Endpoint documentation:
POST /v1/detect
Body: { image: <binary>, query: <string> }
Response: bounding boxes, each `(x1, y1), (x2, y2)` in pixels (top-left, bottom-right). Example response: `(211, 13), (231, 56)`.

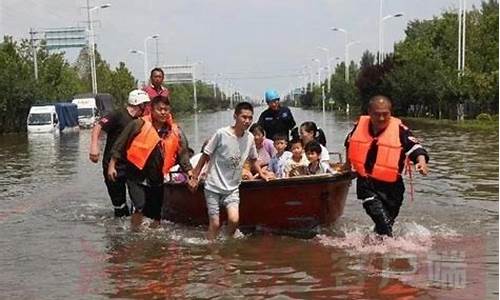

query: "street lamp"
(143, 34), (160, 85)
(457, 0), (466, 75)
(331, 27), (351, 82)
(311, 58), (321, 87)
(304, 65), (313, 92)
(87, 3), (111, 94)
(345, 41), (360, 83)
(317, 47), (331, 93)
(378, 8), (404, 63)
(312, 58), (326, 119)
(191, 61), (203, 112)
(213, 73), (222, 100)
(129, 49), (145, 87)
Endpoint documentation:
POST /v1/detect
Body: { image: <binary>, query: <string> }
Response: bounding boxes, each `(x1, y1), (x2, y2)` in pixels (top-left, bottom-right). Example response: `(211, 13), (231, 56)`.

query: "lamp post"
(312, 58), (321, 87)
(129, 49), (145, 87)
(306, 65), (314, 91)
(191, 62), (202, 112)
(331, 27), (350, 82)
(87, 2), (111, 94)
(213, 73), (222, 100)
(143, 34), (160, 85)
(317, 47), (331, 93)
(378, 0), (404, 63)
(345, 41), (360, 83)
(457, 0), (466, 75)
(312, 58), (326, 119)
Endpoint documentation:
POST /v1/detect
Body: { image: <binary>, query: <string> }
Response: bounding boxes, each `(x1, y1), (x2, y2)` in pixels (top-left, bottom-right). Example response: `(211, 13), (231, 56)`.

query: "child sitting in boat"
(268, 134), (292, 178)
(304, 141), (335, 175)
(284, 138), (309, 177)
(299, 121), (330, 163)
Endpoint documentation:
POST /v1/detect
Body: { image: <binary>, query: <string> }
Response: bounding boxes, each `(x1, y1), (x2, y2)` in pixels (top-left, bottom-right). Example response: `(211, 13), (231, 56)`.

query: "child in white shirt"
(268, 134), (292, 178)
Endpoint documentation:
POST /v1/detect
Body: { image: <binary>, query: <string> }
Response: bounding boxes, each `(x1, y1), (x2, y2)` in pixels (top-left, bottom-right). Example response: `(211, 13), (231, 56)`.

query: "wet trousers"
(127, 180), (163, 221)
(103, 165), (130, 217)
(356, 177), (405, 237)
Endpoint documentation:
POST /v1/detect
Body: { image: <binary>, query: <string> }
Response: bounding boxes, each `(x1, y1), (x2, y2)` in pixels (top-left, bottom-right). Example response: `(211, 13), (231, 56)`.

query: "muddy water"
(0, 107), (497, 299)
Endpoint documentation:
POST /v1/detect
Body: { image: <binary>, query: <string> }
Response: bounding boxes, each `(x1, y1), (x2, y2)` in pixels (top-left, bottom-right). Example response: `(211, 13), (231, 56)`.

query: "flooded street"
(0, 107), (498, 299)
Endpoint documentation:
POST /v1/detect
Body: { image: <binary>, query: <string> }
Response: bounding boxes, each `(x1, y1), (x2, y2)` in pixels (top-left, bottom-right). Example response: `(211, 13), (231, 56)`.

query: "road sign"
(32, 27), (87, 50)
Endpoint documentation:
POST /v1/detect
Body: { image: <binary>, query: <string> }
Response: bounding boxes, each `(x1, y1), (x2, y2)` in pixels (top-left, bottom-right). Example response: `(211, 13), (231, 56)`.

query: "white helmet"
(128, 90), (150, 106)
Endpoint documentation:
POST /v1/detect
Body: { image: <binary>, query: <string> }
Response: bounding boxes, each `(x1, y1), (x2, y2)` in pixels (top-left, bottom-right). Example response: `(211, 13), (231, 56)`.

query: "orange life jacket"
(126, 114), (180, 176)
(348, 116), (402, 182)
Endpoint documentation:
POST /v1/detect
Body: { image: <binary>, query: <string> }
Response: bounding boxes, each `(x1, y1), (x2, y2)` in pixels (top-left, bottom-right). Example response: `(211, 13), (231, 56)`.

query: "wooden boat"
(162, 171), (354, 234)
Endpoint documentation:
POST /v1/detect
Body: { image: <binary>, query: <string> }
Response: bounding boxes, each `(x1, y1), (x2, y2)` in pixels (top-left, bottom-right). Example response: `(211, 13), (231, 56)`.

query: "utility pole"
(86, 0), (97, 94)
(29, 28), (38, 80)
(155, 38), (160, 67)
(458, 0), (466, 75)
(192, 64), (198, 112)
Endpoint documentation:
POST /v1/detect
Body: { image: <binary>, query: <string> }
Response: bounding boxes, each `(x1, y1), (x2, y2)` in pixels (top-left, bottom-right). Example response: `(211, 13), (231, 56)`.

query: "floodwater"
(0, 107), (498, 299)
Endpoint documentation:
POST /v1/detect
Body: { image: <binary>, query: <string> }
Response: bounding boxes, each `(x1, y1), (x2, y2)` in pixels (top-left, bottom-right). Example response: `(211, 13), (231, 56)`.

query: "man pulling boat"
(108, 95), (196, 228)
(345, 95), (429, 237)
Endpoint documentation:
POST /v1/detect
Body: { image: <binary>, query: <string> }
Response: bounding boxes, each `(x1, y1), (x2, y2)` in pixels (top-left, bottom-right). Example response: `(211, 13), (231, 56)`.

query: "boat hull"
(162, 172), (353, 232)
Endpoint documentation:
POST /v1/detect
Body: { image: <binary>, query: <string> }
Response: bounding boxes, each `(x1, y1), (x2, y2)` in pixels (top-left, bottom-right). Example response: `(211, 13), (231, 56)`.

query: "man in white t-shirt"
(192, 102), (272, 240)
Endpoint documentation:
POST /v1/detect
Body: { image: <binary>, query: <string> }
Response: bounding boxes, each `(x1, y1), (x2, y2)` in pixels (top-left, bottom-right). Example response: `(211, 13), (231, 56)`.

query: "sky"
(0, 0), (483, 99)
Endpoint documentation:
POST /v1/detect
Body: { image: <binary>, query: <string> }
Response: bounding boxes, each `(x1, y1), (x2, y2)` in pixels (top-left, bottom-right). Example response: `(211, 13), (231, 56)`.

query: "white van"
(27, 105), (59, 133)
(72, 97), (97, 128)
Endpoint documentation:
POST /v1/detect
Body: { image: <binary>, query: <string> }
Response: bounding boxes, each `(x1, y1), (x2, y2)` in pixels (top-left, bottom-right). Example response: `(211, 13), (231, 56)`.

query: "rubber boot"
(114, 205), (130, 217)
(363, 199), (394, 237)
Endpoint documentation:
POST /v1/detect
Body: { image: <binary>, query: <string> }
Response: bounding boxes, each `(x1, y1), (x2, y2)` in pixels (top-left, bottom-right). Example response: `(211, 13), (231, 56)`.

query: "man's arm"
(177, 128), (193, 174)
(400, 125), (429, 176)
(107, 120), (141, 181)
(89, 123), (103, 163)
(192, 153), (210, 181)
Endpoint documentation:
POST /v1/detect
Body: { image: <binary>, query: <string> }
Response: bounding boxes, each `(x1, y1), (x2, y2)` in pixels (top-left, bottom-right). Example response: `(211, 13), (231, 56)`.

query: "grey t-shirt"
(204, 126), (258, 194)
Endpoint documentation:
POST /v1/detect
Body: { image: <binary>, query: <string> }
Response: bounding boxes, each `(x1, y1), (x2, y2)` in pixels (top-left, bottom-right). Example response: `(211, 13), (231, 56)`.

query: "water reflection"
(96, 231), (488, 299)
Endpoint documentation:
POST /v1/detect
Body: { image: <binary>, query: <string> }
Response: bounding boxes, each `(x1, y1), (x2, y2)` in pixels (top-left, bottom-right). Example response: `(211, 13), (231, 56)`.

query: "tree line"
(0, 36), (228, 133)
(298, 0), (498, 120)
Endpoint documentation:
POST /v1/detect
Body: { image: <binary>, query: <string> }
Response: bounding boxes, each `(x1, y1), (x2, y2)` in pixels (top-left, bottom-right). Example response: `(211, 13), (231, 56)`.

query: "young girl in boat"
(284, 138), (309, 178)
(304, 141), (334, 175)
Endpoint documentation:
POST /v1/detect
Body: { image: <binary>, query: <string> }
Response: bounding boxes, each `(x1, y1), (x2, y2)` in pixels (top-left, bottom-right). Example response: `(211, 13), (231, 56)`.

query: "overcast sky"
(0, 0), (483, 98)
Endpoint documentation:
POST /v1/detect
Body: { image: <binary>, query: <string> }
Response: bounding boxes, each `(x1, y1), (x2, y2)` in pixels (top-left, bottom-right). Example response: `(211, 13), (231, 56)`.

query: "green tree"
(109, 62), (136, 107)
(0, 36), (36, 132)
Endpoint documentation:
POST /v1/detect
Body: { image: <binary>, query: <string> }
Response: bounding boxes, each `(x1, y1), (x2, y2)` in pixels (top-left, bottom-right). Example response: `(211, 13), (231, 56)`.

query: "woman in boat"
(249, 123), (276, 167)
(243, 123), (276, 180)
(299, 121), (330, 163)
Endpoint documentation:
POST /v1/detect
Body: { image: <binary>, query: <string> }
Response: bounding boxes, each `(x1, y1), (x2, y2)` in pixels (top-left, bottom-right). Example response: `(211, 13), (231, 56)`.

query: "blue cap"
(265, 90), (280, 103)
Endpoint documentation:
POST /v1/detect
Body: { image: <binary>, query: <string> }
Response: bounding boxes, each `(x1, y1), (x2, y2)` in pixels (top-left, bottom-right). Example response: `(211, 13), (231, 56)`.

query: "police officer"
(89, 90), (150, 217)
(257, 89), (296, 140)
(345, 95), (429, 237)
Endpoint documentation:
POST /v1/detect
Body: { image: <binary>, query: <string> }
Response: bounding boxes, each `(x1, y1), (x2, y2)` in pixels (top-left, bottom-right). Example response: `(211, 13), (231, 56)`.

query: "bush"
(476, 113), (493, 122)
